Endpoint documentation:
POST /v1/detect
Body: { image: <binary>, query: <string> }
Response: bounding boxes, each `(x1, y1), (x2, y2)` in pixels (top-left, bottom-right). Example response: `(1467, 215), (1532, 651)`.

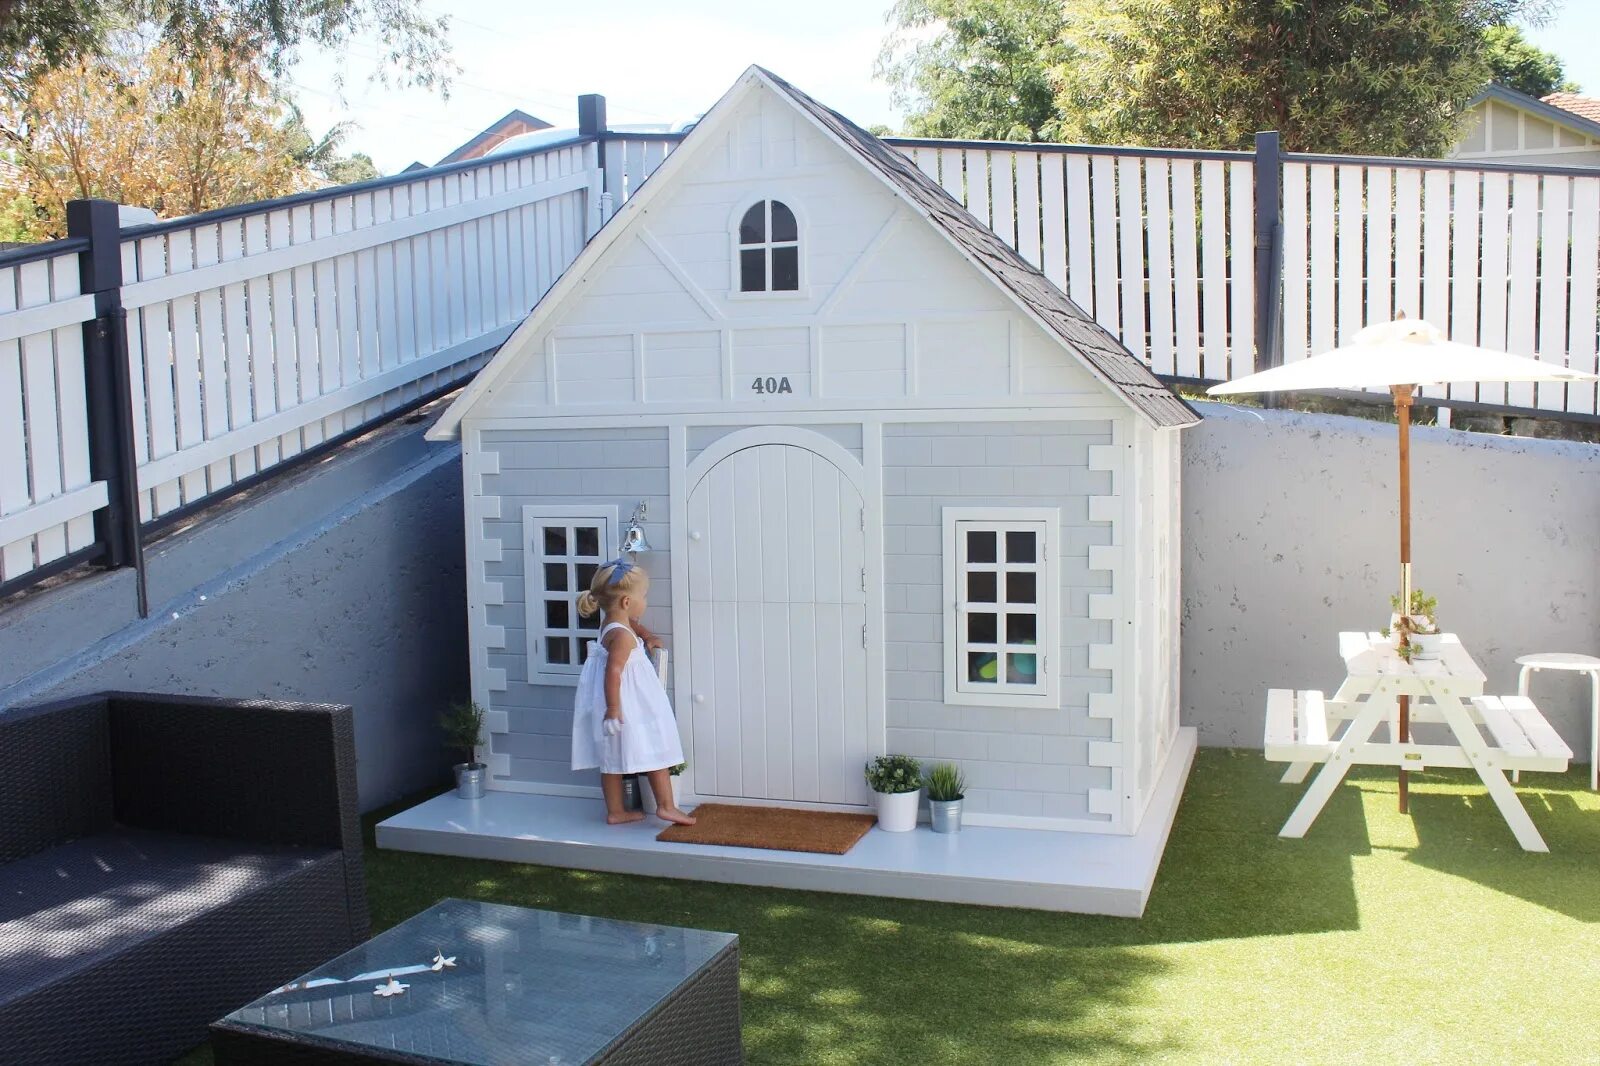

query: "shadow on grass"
(1401, 769), (1600, 923)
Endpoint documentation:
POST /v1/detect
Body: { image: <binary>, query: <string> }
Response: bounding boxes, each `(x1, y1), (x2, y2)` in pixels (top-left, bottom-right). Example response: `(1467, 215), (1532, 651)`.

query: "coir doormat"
(656, 803), (877, 855)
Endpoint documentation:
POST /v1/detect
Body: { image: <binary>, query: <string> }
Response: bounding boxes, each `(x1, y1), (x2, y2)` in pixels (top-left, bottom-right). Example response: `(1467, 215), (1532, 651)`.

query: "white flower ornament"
(431, 951), (457, 971)
(374, 977), (409, 997)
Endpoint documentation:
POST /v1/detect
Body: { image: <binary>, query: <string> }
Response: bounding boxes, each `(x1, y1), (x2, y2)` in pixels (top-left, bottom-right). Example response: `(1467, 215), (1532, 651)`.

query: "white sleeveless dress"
(571, 621), (686, 775)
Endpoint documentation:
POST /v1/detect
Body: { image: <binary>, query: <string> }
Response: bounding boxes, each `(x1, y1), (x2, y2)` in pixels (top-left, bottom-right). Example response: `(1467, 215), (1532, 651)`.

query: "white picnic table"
(1265, 631), (1572, 852)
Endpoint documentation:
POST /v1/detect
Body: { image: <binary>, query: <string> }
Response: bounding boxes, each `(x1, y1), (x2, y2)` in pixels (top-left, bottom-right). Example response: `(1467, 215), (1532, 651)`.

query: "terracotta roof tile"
(1540, 92), (1600, 124)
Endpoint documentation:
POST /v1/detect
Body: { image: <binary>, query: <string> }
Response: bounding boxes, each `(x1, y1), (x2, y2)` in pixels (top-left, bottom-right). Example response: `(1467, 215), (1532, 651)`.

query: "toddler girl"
(572, 558), (696, 826)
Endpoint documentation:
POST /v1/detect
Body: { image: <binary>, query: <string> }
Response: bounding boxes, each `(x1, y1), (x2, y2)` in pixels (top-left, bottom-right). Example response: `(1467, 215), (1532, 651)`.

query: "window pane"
(1006, 530), (1037, 563)
(1006, 653), (1038, 684)
(966, 530), (997, 564)
(546, 637), (571, 665)
(967, 612), (997, 644)
(578, 611), (601, 630)
(968, 652), (998, 684)
(739, 202), (765, 244)
(543, 563), (568, 592)
(545, 600), (569, 630)
(574, 526), (600, 557)
(543, 526), (567, 557)
(579, 639), (592, 664)
(740, 248), (766, 292)
(1007, 571), (1037, 604)
(770, 200), (797, 241)
(1006, 612), (1037, 645)
(575, 563), (599, 591)
(771, 246), (799, 290)
(967, 570), (997, 603)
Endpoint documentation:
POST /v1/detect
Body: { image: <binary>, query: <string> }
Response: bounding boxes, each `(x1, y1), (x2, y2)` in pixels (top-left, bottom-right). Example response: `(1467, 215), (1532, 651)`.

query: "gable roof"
(755, 68), (1196, 428)
(1542, 91), (1600, 125)
(426, 67), (1198, 441)
(1467, 83), (1600, 141)
(437, 109), (553, 165)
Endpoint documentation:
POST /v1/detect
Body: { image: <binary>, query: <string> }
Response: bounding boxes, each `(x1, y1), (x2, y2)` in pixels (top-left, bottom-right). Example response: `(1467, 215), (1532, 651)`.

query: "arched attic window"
(738, 200), (799, 292)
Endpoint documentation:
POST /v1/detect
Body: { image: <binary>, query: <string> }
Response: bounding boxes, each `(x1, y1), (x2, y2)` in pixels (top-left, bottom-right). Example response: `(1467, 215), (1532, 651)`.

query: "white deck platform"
(377, 727), (1196, 919)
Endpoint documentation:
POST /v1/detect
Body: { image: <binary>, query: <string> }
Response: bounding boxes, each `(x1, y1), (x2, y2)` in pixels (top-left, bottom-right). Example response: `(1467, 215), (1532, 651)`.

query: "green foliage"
(877, 0), (1065, 140)
(881, 0), (1545, 155)
(1482, 23), (1577, 98)
(668, 762), (686, 777)
(1390, 588), (1440, 633)
(0, 0), (454, 100)
(438, 698), (486, 766)
(925, 761), (967, 801)
(280, 104), (382, 186)
(865, 753), (923, 794)
(0, 190), (43, 244)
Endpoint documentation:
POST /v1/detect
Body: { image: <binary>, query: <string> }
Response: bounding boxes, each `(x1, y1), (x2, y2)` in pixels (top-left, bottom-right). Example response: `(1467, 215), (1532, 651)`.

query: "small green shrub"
(668, 762), (686, 776)
(1390, 588), (1440, 634)
(439, 699), (487, 768)
(925, 762), (966, 802)
(865, 754), (922, 794)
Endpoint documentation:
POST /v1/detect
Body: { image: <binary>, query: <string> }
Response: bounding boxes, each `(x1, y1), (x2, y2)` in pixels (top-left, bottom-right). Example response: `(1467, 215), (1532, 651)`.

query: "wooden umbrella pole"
(1394, 384), (1415, 814)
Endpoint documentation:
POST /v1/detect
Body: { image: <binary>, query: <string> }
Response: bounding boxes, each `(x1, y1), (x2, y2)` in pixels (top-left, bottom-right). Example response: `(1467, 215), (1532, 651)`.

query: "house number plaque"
(750, 376), (793, 395)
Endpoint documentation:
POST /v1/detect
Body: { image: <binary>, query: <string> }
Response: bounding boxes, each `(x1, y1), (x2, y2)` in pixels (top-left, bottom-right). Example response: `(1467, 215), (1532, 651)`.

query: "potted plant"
(865, 754), (922, 832)
(1386, 588), (1443, 661)
(439, 699), (488, 799)
(925, 762), (967, 834)
(638, 764), (685, 814)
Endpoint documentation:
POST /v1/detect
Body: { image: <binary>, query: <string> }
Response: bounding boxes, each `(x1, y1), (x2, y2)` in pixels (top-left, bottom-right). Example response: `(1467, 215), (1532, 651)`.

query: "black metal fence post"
(579, 93), (610, 232)
(67, 198), (148, 618)
(1252, 131), (1284, 376)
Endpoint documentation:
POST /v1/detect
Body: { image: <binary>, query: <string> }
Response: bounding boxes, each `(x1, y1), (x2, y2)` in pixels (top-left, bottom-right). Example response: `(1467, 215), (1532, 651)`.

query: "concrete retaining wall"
(1184, 401), (1599, 756)
(0, 405), (470, 812)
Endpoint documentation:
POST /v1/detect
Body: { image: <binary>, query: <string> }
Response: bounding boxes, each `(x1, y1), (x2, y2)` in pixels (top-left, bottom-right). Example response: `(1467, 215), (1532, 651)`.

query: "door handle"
(693, 694), (705, 704)
(689, 531), (702, 541)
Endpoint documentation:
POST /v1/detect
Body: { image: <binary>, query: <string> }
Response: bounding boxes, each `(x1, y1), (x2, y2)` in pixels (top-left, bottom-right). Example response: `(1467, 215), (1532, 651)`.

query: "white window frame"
(523, 505), (617, 687)
(942, 506), (1060, 709)
(728, 196), (807, 299)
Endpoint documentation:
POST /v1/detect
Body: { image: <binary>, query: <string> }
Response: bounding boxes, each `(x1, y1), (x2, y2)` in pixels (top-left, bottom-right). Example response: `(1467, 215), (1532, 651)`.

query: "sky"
(290, 1), (1600, 176)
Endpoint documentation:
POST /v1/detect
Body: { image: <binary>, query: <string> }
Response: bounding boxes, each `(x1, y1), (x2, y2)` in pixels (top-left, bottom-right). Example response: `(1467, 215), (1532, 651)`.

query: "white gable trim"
(427, 66), (1160, 441)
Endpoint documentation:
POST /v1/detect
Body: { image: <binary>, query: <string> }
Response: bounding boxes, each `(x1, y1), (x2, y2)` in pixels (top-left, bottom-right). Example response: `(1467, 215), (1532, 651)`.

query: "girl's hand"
(603, 708), (624, 736)
(643, 634), (665, 652)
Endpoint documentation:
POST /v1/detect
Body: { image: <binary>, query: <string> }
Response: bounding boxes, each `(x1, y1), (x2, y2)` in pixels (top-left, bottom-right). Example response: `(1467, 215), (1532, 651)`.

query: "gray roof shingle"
(759, 67), (1200, 428)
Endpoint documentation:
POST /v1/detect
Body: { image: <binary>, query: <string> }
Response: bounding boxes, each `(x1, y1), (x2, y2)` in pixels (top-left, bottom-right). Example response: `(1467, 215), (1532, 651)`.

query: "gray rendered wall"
(883, 420), (1114, 821)
(0, 410), (471, 812)
(478, 427), (671, 789)
(1184, 401), (1600, 755)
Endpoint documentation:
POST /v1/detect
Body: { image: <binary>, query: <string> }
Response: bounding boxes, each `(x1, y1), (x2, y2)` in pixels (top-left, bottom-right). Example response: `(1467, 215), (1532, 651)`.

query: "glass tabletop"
(221, 898), (737, 1065)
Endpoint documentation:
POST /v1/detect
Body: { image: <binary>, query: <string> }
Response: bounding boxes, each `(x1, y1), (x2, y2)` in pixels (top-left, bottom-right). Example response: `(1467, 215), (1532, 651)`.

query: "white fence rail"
(2, 111), (1598, 598)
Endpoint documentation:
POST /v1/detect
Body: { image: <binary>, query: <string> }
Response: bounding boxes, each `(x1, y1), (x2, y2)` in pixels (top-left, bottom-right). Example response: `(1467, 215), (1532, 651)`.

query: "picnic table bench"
(1262, 632), (1572, 851)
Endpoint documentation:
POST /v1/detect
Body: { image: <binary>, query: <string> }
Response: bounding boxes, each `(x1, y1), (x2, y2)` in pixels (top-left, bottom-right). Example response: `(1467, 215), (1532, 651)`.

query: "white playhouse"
(379, 67), (1200, 917)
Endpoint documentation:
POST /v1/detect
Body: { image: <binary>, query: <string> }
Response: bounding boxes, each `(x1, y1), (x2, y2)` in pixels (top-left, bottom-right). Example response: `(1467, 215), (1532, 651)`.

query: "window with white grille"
(735, 199), (800, 293)
(523, 506), (616, 686)
(943, 507), (1059, 708)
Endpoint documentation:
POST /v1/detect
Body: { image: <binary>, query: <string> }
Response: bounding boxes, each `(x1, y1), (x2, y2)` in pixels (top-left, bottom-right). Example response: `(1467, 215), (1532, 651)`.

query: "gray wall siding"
(1184, 402), (1600, 753)
(882, 420), (1114, 821)
(477, 426), (672, 789)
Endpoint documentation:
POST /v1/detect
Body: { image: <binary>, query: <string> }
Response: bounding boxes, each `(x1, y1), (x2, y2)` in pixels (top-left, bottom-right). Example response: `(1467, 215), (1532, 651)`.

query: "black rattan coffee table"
(210, 898), (741, 1065)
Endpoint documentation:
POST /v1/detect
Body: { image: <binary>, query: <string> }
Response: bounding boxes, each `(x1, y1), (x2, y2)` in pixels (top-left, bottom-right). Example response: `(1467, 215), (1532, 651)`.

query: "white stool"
(1516, 652), (1600, 790)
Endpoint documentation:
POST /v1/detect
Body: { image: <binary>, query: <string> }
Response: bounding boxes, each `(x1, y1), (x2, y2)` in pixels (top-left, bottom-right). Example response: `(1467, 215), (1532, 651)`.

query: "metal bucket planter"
(929, 797), (964, 833)
(874, 788), (920, 832)
(621, 774), (644, 811)
(454, 762), (486, 800)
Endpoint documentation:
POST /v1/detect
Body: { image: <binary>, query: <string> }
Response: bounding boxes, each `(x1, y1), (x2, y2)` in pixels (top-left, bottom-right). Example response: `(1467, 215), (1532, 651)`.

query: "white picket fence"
(3, 120), (1599, 593)
(894, 141), (1257, 383)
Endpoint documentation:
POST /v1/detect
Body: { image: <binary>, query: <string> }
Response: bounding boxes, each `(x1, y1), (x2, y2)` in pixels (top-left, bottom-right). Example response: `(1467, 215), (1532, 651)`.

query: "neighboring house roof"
(1465, 83), (1600, 142)
(427, 66), (1198, 440)
(437, 109), (553, 166)
(757, 67), (1196, 429)
(1542, 91), (1600, 125)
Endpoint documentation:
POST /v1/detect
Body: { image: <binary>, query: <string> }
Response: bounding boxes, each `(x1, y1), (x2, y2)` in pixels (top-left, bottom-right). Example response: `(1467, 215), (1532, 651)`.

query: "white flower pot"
(1412, 632), (1444, 660)
(874, 788), (920, 832)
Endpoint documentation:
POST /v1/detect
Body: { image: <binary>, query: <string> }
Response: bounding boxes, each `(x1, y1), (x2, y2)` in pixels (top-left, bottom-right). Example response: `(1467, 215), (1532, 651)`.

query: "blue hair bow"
(603, 558), (636, 586)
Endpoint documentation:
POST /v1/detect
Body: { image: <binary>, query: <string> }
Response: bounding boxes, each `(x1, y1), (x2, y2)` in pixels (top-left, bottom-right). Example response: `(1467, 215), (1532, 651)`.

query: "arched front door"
(685, 436), (870, 808)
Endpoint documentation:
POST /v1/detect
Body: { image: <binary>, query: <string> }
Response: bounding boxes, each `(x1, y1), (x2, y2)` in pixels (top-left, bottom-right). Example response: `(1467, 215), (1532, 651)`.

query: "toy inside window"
(738, 200), (799, 292)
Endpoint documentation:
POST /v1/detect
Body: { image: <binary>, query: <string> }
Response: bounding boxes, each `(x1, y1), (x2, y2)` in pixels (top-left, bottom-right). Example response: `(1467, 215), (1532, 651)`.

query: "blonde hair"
(576, 560), (648, 618)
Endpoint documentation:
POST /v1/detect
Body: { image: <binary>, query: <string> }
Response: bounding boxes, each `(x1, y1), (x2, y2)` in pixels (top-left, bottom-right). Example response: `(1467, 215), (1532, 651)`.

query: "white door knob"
(693, 693), (705, 704)
(689, 530), (702, 541)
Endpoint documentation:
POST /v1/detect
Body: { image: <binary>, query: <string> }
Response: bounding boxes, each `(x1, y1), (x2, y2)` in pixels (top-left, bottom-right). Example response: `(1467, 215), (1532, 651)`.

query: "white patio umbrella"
(1209, 316), (1600, 812)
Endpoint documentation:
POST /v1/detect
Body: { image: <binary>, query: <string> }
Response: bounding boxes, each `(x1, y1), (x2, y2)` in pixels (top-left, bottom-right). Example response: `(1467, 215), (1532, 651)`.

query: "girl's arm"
(602, 626), (636, 721)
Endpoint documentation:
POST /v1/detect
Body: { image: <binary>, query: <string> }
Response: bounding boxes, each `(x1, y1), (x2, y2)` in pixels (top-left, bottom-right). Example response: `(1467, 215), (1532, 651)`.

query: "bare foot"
(656, 806), (696, 826)
(606, 810), (646, 825)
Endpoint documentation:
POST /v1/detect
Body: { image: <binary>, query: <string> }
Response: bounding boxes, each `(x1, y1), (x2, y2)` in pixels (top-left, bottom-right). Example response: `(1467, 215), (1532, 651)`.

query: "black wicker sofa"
(0, 691), (370, 1065)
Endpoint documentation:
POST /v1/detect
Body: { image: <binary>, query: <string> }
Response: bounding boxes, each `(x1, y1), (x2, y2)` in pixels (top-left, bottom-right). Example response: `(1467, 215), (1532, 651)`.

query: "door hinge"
(861, 623), (868, 648)
(860, 508), (865, 531)
(860, 567), (867, 592)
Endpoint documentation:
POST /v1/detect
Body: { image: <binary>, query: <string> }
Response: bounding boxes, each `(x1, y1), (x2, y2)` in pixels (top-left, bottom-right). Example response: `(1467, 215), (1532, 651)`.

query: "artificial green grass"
(178, 749), (1600, 1064)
